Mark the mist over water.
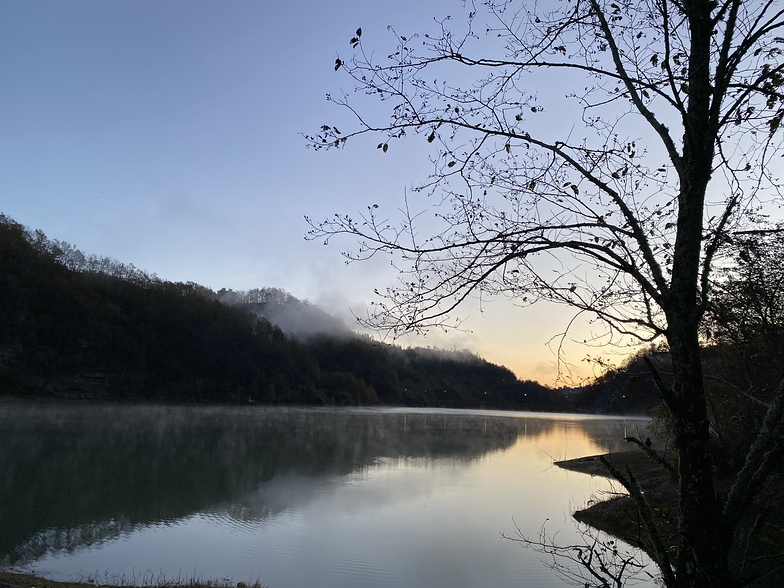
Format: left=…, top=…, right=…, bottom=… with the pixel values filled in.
left=0, top=405, right=656, bottom=588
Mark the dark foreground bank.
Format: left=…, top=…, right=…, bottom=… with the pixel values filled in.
left=556, top=451, right=784, bottom=587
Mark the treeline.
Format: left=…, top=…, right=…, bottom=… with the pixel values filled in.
left=0, top=214, right=559, bottom=409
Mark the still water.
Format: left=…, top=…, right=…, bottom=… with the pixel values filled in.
left=0, top=404, right=657, bottom=587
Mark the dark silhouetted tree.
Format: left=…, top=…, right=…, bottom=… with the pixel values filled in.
left=307, top=1, right=784, bottom=586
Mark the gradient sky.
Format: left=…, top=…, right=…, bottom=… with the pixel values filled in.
left=0, top=1, right=633, bottom=385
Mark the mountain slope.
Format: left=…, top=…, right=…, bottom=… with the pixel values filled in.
left=0, top=213, right=558, bottom=409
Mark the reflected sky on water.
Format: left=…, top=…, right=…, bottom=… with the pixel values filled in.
left=0, top=405, right=657, bottom=587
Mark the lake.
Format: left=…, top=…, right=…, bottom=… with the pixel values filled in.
left=0, top=404, right=658, bottom=587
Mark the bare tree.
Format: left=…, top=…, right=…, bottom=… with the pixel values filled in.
left=503, top=520, right=654, bottom=588
left=305, top=1, right=784, bottom=586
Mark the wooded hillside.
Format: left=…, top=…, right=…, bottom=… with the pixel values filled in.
left=0, top=214, right=558, bottom=409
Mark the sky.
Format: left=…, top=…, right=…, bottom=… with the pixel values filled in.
left=0, top=1, right=631, bottom=386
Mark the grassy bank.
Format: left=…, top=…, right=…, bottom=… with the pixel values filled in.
left=0, top=572, right=265, bottom=588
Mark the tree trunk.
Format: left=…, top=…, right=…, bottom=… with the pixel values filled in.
left=664, top=2, right=733, bottom=583
left=666, top=191, right=732, bottom=584
left=667, top=321, right=732, bottom=587
left=666, top=177, right=734, bottom=585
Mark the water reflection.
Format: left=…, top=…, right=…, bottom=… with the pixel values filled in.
left=0, top=405, right=652, bottom=587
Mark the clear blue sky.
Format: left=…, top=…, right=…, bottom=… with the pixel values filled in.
left=0, top=0, right=614, bottom=385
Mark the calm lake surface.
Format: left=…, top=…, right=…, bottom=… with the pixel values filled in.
left=0, top=404, right=658, bottom=587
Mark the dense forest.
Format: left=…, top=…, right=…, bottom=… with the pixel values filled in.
left=1, top=212, right=781, bottom=419
left=0, top=213, right=563, bottom=409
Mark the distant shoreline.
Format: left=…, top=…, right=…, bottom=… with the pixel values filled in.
left=0, top=395, right=655, bottom=418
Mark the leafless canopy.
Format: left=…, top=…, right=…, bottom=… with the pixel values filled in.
left=307, top=1, right=784, bottom=585
left=306, top=0, right=784, bottom=344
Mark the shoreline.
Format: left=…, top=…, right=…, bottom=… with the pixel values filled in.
left=555, top=450, right=680, bottom=557
left=0, top=572, right=112, bottom=588
left=555, top=449, right=674, bottom=484
left=0, top=572, right=264, bottom=588
left=556, top=450, right=784, bottom=587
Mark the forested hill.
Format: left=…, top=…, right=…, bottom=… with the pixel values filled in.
left=0, top=213, right=563, bottom=409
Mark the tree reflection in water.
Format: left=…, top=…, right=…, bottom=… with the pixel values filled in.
left=0, top=404, right=653, bottom=588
